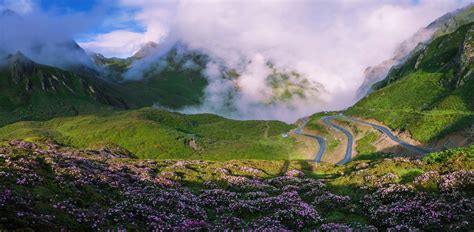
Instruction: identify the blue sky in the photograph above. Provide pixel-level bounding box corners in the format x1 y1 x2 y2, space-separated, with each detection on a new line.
39 0 99 12
1 0 470 59
0 0 144 46
36 0 145 39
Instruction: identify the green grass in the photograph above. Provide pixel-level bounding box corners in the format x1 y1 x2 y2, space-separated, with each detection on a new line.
355 132 377 156
423 145 474 164
306 112 335 133
0 108 304 160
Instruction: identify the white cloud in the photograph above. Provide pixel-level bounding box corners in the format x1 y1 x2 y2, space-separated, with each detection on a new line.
80 0 174 58
88 0 470 122
79 30 148 58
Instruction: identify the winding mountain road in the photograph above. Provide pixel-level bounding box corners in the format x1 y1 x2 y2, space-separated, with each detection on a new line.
304 134 327 163
294 117 327 163
339 115 430 155
295 114 430 165
322 116 353 165
295 113 430 165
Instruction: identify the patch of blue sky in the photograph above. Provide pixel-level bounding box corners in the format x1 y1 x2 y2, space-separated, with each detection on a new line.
38 0 145 43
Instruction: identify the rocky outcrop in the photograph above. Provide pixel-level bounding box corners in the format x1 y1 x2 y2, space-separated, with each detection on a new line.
457 25 474 87
8 52 35 84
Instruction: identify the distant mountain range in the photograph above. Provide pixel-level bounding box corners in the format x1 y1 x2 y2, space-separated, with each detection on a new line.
0 5 472 144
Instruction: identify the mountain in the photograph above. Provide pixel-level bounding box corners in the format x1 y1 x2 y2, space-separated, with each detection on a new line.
132 41 160 59
0 9 98 73
357 4 474 98
0 52 129 126
348 22 474 143
93 42 325 112
0 6 473 230
93 44 209 109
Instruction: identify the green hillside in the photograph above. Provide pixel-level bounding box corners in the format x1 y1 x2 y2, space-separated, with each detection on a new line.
0 52 128 127
348 23 474 142
0 108 302 160
0 49 208 128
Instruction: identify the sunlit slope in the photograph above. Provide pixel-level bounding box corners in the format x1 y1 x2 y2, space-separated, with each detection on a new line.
348 23 474 142
0 108 304 160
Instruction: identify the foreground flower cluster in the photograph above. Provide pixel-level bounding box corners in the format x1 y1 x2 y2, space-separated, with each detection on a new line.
0 140 472 230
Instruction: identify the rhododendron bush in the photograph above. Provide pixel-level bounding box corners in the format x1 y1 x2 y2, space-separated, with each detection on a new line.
0 140 472 230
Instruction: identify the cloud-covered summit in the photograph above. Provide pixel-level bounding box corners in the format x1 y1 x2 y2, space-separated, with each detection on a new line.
81 0 469 122
1 0 471 122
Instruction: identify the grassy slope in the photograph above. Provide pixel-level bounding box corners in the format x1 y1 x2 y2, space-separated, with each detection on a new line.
348 23 474 142
0 108 302 160
354 132 380 160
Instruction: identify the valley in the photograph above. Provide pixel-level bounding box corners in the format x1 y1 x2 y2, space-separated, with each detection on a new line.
0 2 473 231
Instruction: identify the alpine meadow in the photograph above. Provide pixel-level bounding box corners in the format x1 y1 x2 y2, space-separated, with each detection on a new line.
0 0 473 231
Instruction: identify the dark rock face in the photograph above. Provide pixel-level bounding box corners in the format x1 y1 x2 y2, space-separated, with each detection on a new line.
457 25 474 87
8 52 36 84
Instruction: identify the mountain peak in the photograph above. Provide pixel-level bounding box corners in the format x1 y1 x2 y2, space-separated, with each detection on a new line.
7 51 35 66
133 41 159 59
143 41 159 49
7 51 34 67
6 51 36 84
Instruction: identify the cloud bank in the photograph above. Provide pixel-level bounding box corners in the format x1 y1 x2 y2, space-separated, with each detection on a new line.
89 0 469 122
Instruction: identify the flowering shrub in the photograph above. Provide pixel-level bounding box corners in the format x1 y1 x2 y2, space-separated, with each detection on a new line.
0 140 472 230
285 169 305 177
439 170 474 192
106 186 207 230
363 184 473 230
320 223 377 231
